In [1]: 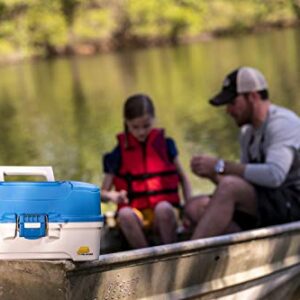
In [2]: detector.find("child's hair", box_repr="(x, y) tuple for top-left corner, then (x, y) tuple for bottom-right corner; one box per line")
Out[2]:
(123, 94), (155, 147)
(123, 93), (155, 120)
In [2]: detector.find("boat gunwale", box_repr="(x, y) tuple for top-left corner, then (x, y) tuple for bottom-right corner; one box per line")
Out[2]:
(70, 220), (300, 274)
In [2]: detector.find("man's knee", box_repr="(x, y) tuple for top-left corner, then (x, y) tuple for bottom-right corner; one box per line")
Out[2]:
(215, 175), (257, 213)
(184, 196), (210, 222)
(217, 175), (254, 198)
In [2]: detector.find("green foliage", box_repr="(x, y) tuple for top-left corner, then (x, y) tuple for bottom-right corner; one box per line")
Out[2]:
(74, 6), (113, 40)
(26, 2), (67, 56)
(0, 0), (298, 59)
(60, 0), (80, 26)
(128, 0), (205, 38)
(290, 0), (300, 18)
(205, 0), (294, 32)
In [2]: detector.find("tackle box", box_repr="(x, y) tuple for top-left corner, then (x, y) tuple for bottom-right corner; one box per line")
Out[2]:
(0, 166), (103, 261)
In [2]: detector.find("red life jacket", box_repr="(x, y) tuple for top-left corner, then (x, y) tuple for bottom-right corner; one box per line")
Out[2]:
(113, 129), (180, 210)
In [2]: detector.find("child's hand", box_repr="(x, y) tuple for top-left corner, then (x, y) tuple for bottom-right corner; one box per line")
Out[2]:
(110, 190), (129, 204)
(182, 216), (193, 232)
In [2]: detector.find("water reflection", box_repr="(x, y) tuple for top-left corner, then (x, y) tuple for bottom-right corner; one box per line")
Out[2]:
(0, 96), (36, 164)
(0, 27), (300, 194)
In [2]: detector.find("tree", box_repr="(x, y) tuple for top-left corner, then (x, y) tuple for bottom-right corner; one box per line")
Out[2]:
(290, 0), (300, 19)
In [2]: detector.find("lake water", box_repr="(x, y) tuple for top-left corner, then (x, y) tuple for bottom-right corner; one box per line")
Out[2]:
(1, 27), (300, 195)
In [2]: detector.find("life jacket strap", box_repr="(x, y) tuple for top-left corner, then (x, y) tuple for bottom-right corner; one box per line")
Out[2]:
(116, 170), (178, 181)
(128, 188), (179, 200)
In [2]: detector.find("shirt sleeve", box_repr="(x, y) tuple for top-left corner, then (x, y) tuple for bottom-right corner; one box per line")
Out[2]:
(102, 146), (121, 174)
(244, 113), (300, 187)
(166, 137), (178, 162)
(244, 147), (294, 187)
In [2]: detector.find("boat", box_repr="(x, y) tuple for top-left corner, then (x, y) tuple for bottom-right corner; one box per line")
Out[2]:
(2, 221), (300, 299)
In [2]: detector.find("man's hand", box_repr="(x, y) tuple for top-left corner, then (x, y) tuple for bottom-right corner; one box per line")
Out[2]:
(190, 155), (218, 180)
(109, 190), (129, 204)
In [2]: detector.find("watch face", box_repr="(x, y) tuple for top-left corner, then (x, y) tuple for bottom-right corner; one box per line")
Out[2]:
(215, 159), (225, 174)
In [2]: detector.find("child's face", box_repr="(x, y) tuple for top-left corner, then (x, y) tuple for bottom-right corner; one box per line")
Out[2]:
(126, 114), (154, 142)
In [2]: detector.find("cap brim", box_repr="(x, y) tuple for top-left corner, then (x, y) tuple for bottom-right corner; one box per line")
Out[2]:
(209, 90), (237, 106)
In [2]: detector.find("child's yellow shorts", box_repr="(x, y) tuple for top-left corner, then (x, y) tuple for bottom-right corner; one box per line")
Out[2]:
(132, 206), (180, 229)
(132, 208), (154, 229)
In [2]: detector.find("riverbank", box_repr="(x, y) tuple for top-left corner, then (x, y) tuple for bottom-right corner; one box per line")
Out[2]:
(0, 1), (299, 64)
(1, 19), (299, 66)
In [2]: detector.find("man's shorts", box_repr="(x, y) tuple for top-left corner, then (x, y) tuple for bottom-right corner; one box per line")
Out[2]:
(255, 184), (300, 227)
(233, 184), (300, 230)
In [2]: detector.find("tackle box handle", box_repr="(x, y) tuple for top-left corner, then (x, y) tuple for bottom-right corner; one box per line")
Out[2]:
(0, 166), (55, 181)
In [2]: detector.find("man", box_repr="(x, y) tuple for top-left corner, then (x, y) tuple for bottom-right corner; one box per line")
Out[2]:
(187, 66), (300, 240)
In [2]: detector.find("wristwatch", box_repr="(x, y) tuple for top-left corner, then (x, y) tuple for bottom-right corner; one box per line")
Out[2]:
(215, 159), (225, 174)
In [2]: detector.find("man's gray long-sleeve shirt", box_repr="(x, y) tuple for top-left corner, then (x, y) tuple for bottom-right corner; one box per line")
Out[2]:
(240, 104), (300, 188)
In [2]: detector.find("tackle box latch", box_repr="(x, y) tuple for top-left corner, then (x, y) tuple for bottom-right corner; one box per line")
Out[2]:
(18, 214), (48, 239)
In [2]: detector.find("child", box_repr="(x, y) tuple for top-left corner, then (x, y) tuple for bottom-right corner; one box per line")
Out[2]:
(101, 93), (192, 249)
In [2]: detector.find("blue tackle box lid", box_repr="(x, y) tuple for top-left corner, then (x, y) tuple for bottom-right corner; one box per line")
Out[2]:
(0, 181), (103, 223)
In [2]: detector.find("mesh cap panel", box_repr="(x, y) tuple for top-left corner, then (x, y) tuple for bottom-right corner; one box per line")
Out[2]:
(237, 67), (268, 93)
